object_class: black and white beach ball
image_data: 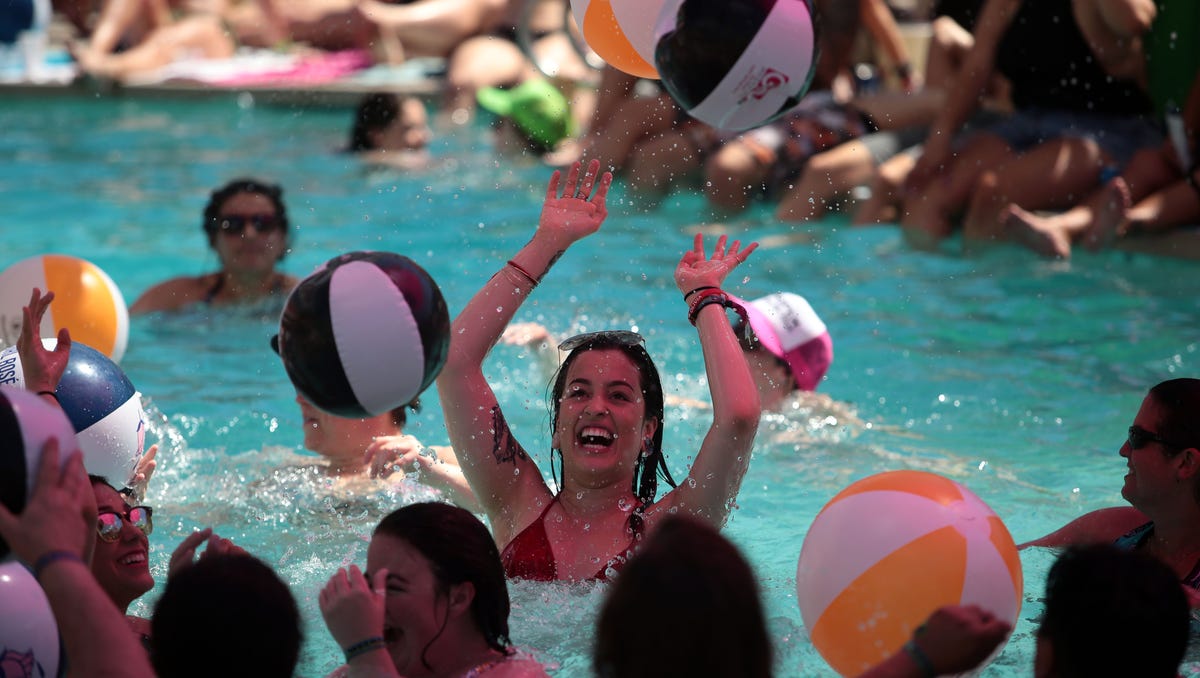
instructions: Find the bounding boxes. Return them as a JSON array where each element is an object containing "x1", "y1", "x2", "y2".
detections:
[
  {"x1": 273, "y1": 251, "x2": 450, "y2": 418},
  {"x1": 655, "y1": 0, "x2": 818, "y2": 131},
  {"x1": 0, "y1": 341, "x2": 145, "y2": 489}
]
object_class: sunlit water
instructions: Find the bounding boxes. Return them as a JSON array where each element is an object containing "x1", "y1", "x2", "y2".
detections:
[{"x1": 2, "y1": 93, "x2": 1198, "y2": 676}]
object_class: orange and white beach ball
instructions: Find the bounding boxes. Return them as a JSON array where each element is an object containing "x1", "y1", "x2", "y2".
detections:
[
  {"x1": 0, "y1": 254, "x2": 129, "y2": 363},
  {"x1": 570, "y1": 0, "x2": 679, "y2": 79},
  {"x1": 795, "y1": 470, "x2": 1022, "y2": 677}
]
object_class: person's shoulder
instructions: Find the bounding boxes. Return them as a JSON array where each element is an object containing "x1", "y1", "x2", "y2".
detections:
[
  {"x1": 485, "y1": 650, "x2": 550, "y2": 678},
  {"x1": 129, "y1": 274, "x2": 215, "y2": 314}
]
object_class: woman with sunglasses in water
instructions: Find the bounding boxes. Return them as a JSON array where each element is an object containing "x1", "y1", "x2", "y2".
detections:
[
  {"x1": 1021, "y1": 378, "x2": 1200, "y2": 606},
  {"x1": 437, "y1": 160, "x2": 761, "y2": 582},
  {"x1": 130, "y1": 178, "x2": 299, "y2": 314}
]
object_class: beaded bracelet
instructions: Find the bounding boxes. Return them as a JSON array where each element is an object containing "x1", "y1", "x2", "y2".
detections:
[
  {"x1": 32, "y1": 550, "x2": 83, "y2": 581},
  {"x1": 903, "y1": 640, "x2": 936, "y2": 678},
  {"x1": 688, "y1": 292, "x2": 731, "y2": 326},
  {"x1": 506, "y1": 260, "x2": 540, "y2": 287},
  {"x1": 343, "y1": 636, "x2": 387, "y2": 663}
]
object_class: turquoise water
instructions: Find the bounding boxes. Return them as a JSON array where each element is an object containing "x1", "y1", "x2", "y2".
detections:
[{"x1": 2, "y1": 92, "x2": 1198, "y2": 676}]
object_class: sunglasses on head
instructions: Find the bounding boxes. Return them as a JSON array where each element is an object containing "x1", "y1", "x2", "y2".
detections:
[
  {"x1": 97, "y1": 505, "x2": 153, "y2": 543},
  {"x1": 1127, "y1": 425, "x2": 1186, "y2": 451},
  {"x1": 558, "y1": 330, "x2": 645, "y2": 353},
  {"x1": 217, "y1": 214, "x2": 281, "y2": 235}
]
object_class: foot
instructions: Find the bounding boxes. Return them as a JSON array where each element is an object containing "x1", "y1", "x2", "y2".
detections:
[
  {"x1": 1080, "y1": 177, "x2": 1131, "y2": 251},
  {"x1": 1003, "y1": 204, "x2": 1072, "y2": 259}
]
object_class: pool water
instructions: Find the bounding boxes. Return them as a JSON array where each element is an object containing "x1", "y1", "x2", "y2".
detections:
[{"x1": 2, "y1": 93, "x2": 1198, "y2": 676}]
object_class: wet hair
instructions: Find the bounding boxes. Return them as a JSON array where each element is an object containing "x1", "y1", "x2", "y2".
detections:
[
  {"x1": 1146, "y1": 378, "x2": 1200, "y2": 502},
  {"x1": 349, "y1": 92, "x2": 400, "y2": 152},
  {"x1": 549, "y1": 336, "x2": 675, "y2": 536},
  {"x1": 1038, "y1": 544, "x2": 1187, "y2": 678},
  {"x1": 374, "y1": 502, "x2": 512, "y2": 670},
  {"x1": 594, "y1": 515, "x2": 772, "y2": 678},
  {"x1": 151, "y1": 553, "x2": 302, "y2": 678},
  {"x1": 387, "y1": 397, "x2": 423, "y2": 429},
  {"x1": 201, "y1": 177, "x2": 290, "y2": 254}
]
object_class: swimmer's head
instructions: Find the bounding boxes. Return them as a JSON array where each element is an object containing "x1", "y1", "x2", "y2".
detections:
[
  {"x1": 296, "y1": 392, "x2": 416, "y2": 464},
  {"x1": 89, "y1": 476, "x2": 154, "y2": 611},
  {"x1": 202, "y1": 178, "x2": 290, "y2": 260},
  {"x1": 477, "y1": 79, "x2": 574, "y2": 155},
  {"x1": 595, "y1": 515, "x2": 772, "y2": 678},
  {"x1": 550, "y1": 331, "x2": 671, "y2": 511},
  {"x1": 1142, "y1": 378, "x2": 1200, "y2": 504},
  {"x1": 732, "y1": 292, "x2": 832, "y2": 392},
  {"x1": 371, "y1": 502, "x2": 511, "y2": 669},
  {"x1": 348, "y1": 93, "x2": 431, "y2": 153}
]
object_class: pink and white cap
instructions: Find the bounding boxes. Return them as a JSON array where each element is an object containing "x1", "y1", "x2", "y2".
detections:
[{"x1": 733, "y1": 292, "x2": 831, "y2": 391}]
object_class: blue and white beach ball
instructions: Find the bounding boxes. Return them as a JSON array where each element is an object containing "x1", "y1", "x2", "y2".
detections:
[
  {"x1": 273, "y1": 251, "x2": 450, "y2": 418},
  {"x1": 0, "y1": 341, "x2": 145, "y2": 488},
  {"x1": 0, "y1": 560, "x2": 62, "y2": 677},
  {"x1": 0, "y1": 386, "x2": 79, "y2": 561},
  {"x1": 654, "y1": 0, "x2": 818, "y2": 131}
]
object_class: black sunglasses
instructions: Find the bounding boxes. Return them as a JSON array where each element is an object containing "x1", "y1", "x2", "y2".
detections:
[
  {"x1": 97, "y1": 505, "x2": 154, "y2": 543},
  {"x1": 217, "y1": 214, "x2": 282, "y2": 235},
  {"x1": 558, "y1": 330, "x2": 645, "y2": 352},
  {"x1": 1127, "y1": 425, "x2": 1186, "y2": 451}
]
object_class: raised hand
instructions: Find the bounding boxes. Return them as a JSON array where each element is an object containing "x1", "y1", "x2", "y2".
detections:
[
  {"x1": 17, "y1": 288, "x2": 72, "y2": 395},
  {"x1": 0, "y1": 438, "x2": 96, "y2": 567},
  {"x1": 364, "y1": 434, "x2": 430, "y2": 479},
  {"x1": 674, "y1": 234, "x2": 758, "y2": 297},
  {"x1": 168, "y1": 528, "x2": 247, "y2": 577},
  {"x1": 127, "y1": 444, "x2": 158, "y2": 503},
  {"x1": 536, "y1": 159, "x2": 612, "y2": 245},
  {"x1": 319, "y1": 565, "x2": 388, "y2": 652}
]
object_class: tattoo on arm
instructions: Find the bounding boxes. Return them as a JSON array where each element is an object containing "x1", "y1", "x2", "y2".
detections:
[{"x1": 490, "y1": 406, "x2": 528, "y2": 465}]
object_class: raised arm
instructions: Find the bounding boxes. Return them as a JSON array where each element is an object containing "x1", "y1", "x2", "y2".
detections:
[
  {"x1": 657, "y1": 235, "x2": 761, "y2": 527},
  {"x1": 437, "y1": 160, "x2": 612, "y2": 542}
]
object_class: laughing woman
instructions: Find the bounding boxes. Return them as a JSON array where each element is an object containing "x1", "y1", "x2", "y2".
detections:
[{"x1": 437, "y1": 160, "x2": 761, "y2": 582}]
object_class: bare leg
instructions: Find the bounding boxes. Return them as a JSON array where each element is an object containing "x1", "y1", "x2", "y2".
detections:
[
  {"x1": 358, "y1": 0, "x2": 509, "y2": 58},
  {"x1": 777, "y1": 139, "x2": 875, "y2": 222},
  {"x1": 1081, "y1": 177, "x2": 1133, "y2": 250},
  {"x1": 962, "y1": 136, "x2": 1105, "y2": 251},
  {"x1": 1123, "y1": 171, "x2": 1200, "y2": 233},
  {"x1": 75, "y1": 14, "x2": 235, "y2": 80},
  {"x1": 900, "y1": 133, "x2": 1012, "y2": 249},
  {"x1": 627, "y1": 130, "x2": 704, "y2": 203},
  {"x1": 852, "y1": 151, "x2": 916, "y2": 225},
  {"x1": 704, "y1": 138, "x2": 772, "y2": 213}
]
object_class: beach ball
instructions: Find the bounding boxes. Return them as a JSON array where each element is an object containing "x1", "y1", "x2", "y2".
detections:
[
  {"x1": 795, "y1": 470, "x2": 1022, "y2": 677},
  {"x1": 570, "y1": 0, "x2": 680, "y2": 79},
  {"x1": 273, "y1": 251, "x2": 450, "y2": 418},
  {"x1": 655, "y1": 0, "x2": 818, "y2": 131},
  {"x1": 0, "y1": 386, "x2": 80, "y2": 561},
  {"x1": 0, "y1": 254, "x2": 129, "y2": 363},
  {"x1": 0, "y1": 341, "x2": 145, "y2": 489},
  {"x1": 0, "y1": 560, "x2": 62, "y2": 677}
]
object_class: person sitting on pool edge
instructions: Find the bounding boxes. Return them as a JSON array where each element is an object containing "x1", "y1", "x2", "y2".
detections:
[
  {"x1": 437, "y1": 159, "x2": 761, "y2": 582},
  {"x1": 503, "y1": 290, "x2": 833, "y2": 412},
  {"x1": 1019, "y1": 377, "x2": 1200, "y2": 608},
  {"x1": 318, "y1": 502, "x2": 550, "y2": 677},
  {"x1": 295, "y1": 392, "x2": 479, "y2": 511},
  {"x1": 131, "y1": 177, "x2": 299, "y2": 314}
]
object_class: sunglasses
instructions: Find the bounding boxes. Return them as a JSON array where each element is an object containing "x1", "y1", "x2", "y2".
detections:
[
  {"x1": 217, "y1": 214, "x2": 281, "y2": 235},
  {"x1": 97, "y1": 505, "x2": 154, "y2": 543},
  {"x1": 1127, "y1": 425, "x2": 1186, "y2": 451},
  {"x1": 558, "y1": 330, "x2": 645, "y2": 352}
]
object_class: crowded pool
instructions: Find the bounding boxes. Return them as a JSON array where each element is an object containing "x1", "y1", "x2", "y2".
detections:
[{"x1": 2, "y1": 92, "x2": 1198, "y2": 676}]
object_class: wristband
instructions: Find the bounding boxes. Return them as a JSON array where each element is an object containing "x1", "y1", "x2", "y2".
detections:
[
  {"x1": 343, "y1": 636, "x2": 387, "y2": 663},
  {"x1": 688, "y1": 292, "x2": 730, "y2": 326},
  {"x1": 37, "y1": 390, "x2": 59, "y2": 403},
  {"x1": 32, "y1": 550, "x2": 83, "y2": 581},
  {"x1": 903, "y1": 640, "x2": 936, "y2": 678},
  {"x1": 683, "y1": 285, "x2": 718, "y2": 302},
  {"x1": 506, "y1": 260, "x2": 540, "y2": 287}
]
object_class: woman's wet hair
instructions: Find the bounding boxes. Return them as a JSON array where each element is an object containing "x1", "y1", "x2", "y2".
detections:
[
  {"x1": 594, "y1": 515, "x2": 772, "y2": 678},
  {"x1": 151, "y1": 553, "x2": 302, "y2": 678},
  {"x1": 374, "y1": 502, "x2": 512, "y2": 668},
  {"x1": 1039, "y1": 544, "x2": 1187, "y2": 678},
  {"x1": 201, "y1": 177, "x2": 290, "y2": 252},
  {"x1": 549, "y1": 335, "x2": 675, "y2": 535},
  {"x1": 349, "y1": 92, "x2": 399, "y2": 152}
]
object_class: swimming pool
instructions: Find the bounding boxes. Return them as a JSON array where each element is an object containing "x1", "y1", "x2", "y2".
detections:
[{"x1": 2, "y1": 91, "x2": 1198, "y2": 676}]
